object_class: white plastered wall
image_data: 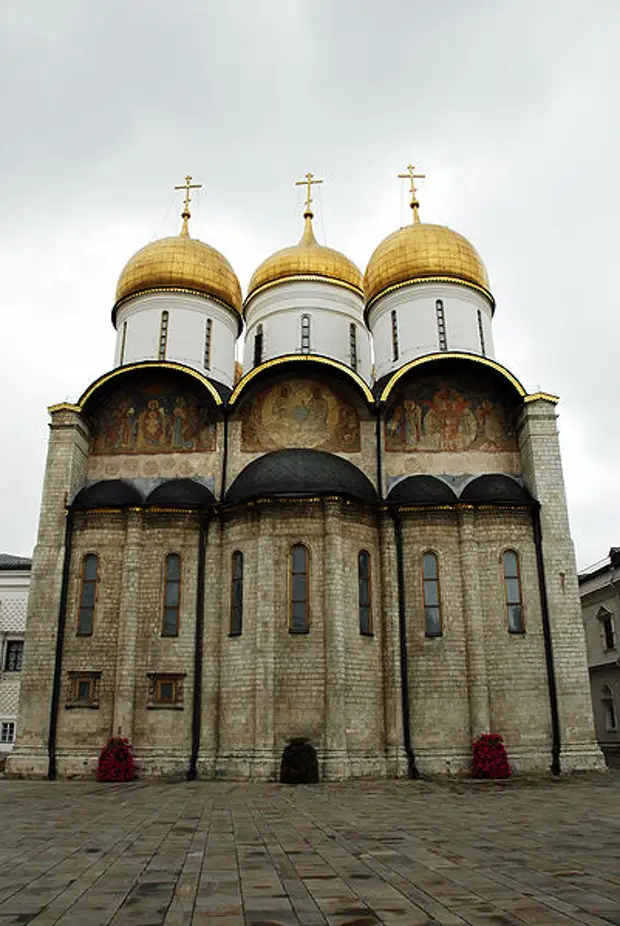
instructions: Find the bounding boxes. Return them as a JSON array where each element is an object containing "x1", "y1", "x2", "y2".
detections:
[
  {"x1": 368, "y1": 281, "x2": 495, "y2": 381},
  {"x1": 114, "y1": 291, "x2": 240, "y2": 388},
  {"x1": 243, "y1": 280, "x2": 371, "y2": 383}
]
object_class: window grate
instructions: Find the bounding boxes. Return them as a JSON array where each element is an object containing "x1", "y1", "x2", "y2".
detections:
[
  {"x1": 204, "y1": 318, "x2": 212, "y2": 370},
  {"x1": 254, "y1": 324, "x2": 263, "y2": 367},
  {"x1": 477, "y1": 309, "x2": 486, "y2": 356},
  {"x1": 0, "y1": 722, "x2": 15, "y2": 743},
  {"x1": 391, "y1": 310, "x2": 399, "y2": 361},
  {"x1": 159, "y1": 310, "x2": 169, "y2": 360},
  {"x1": 350, "y1": 323, "x2": 358, "y2": 370},
  {"x1": 301, "y1": 315, "x2": 311, "y2": 353},
  {"x1": 436, "y1": 300, "x2": 448, "y2": 351},
  {"x1": 4, "y1": 640, "x2": 23, "y2": 672}
]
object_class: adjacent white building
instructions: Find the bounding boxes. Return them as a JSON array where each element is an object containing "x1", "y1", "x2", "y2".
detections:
[{"x1": 0, "y1": 554, "x2": 30, "y2": 759}]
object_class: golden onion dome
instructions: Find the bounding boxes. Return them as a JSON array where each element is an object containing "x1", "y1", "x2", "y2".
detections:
[
  {"x1": 114, "y1": 230, "x2": 242, "y2": 316},
  {"x1": 364, "y1": 222, "x2": 492, "y2": 308},
  {"x1": 246, "y1": 214, "x2": 363, "y2": 305}
]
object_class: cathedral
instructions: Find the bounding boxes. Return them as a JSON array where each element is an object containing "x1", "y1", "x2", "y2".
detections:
[{"x1": 8, "y1": 170, "x2": 604, "y2": 780}]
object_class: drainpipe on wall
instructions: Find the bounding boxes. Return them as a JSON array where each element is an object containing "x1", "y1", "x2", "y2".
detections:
[
  {"x1": 48, "y1": 509, "x2": 74, "y2": 781},
  {"x1": 187, "y1": 512, "x2": 208, "y2": 781},
  {"x1": 375, "y1": 408, "x2": 383, "y2": 501},
  {"x1": 389, "y1": 508, "x2": 419, "y2": 779},
  {"x1": 219, "y1": 413, "x2": 229, "y2": 502},
  {"x1": 532, "y1": 505, "x2": 561, "y2": 776}
]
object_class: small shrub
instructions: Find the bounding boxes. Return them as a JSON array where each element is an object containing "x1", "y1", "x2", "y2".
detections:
[
  {"x1": 472, "y1": 732, "x2": 511, "y2": 779},
  {"x1": 97, "y1": 737, "x2": 135, "y2": 782}
]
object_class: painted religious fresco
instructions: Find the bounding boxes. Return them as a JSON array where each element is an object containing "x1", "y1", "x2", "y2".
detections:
[
  {"x1": 90, "y1": 383, "x2": 217, "y2": 455},
  {"x1": 239, "y1": 378, "x2": 360, "y2": 453},
  {"x1": 385, "y1": 377, "x2": 517, "y2": 453}
]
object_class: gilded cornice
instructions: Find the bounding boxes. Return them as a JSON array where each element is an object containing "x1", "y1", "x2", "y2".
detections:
[
  {"x1": 77, "y1": 361, "x2": 223, "y2": 409},
  {"x1": 379, "y1": 352, "x2": 527, "y2": 404},
  {"x1": 523, "y1": 391, "x2": 560, "y2": 405},
  {"x1": 229, "y1": 353, "x2": 375, "y2": 405}
]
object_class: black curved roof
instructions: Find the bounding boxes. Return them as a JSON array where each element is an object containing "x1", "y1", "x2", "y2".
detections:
[
  {"x1": 460, "y1": 474, "x2": 535, "y2": 506},
  {"x1": 387, "y1": 475, "x2": 458, "y2": 506},
  {"x1": 226, "y1": 449, "x2": 378, "y2": 505},
  {"x1": 72, "y1": 479, "x2": 143, "y2": 510},
  {"x1": 146, "y1": 478, "x2": 216, "y2": 508}
]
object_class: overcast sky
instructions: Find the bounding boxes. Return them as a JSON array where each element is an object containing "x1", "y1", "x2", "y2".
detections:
[{"x1": 0, "y1": 0, "x2": 618, "y2": 570}]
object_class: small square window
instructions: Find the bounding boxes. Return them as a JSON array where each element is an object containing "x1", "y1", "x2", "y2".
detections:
[
  {"x1": 0, "y1": 722, "x2": 15, "y2": 744},
  {"x1": 66, "y1": 672, "x2": 101, "y2": 709},
  {"x1": 148, "y1": 673, "x2": 185, "y2": 709},
  {"x1": 4, "y1": 641, "x2": 24, "y2": 672}
]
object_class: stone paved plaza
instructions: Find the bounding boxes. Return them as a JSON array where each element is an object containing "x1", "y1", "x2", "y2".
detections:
[{"x1": 1, "y1": 776, "x2": 620, "y2": 926}]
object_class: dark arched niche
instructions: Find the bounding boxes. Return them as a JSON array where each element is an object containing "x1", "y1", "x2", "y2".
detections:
[
  {"x1": 460, "y1": 474, "x2": 535, "y2": 506},
  {"x1": 226, "y1": 449, "x2": 378, "y2": 505},
  {"x1": 72, "y1": 479, "x2": 143, "y2": 510},
  {"x1": 387, "y1": 475, "x2": 458, "y2": 506},
  {"x1": 146, "y1": 478, "x2": 215, "y2": 508}
]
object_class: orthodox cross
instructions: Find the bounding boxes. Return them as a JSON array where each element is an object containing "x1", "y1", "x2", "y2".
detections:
[
  {"x1": 174, "y1": 174, "x2": 202, "y2": 235},
  {"x1": 295, "y1": 172, "x2": 323, "y2": 217},
  {"x1": 398, "y1": 164, "x2": 426, "y2": 223}
]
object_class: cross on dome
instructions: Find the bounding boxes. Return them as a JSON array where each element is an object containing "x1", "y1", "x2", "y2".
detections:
[
  {"x1": 398, "y1": 163, "x2": 426, "y2": 224},
  {"x1": 174, "y1": 174, "x2": 202, "y2": 237},
  {"x1": 295, "y1": 172, "x2": 323, "y2": 219}
]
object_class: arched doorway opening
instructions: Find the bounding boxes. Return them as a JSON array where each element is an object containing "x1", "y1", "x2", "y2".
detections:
[{"x1": 280, "y1": 739, "x2": 319, "y2": 784}]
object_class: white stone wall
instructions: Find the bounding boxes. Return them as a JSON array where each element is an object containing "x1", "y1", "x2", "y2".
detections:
[
  {"x1": 114, "y1": 291, "x2": 239, "y2": 388},
  {"x1": 369, "y1": 281, "x2": 495, "y2": 380},
  {"x1": 0, "y1": 569, "x2": 29, "y2": 753},
  {"x1": 243, "y1": 280, "x2": 371, "y2": 383}
]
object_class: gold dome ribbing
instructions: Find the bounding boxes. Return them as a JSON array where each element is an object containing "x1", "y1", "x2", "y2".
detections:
[
  {"x1": 364, "y1": 223, "x2": 492, "y2": 307},
  {"x1": 115, "y1": 233, "x2": 242, "y2": 314},
  {"x1": 246, "y1": 215, "x2": 363, "y2": 303}
]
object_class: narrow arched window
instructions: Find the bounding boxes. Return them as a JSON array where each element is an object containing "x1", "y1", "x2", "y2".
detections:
[
  {"x1": 391, "y1": 309, "x2": 399, "y2": 361},
  {"x1": 162, "y1": 553, "x2": 181, "y2": 636},
  {"x1": 503, "y1": 550, "x2": 524, "y2": 633},
  {"x1": 350, "y1": 323, "x2": 358, "y2": 370},
  {"x1": 254, "y1": 324, "x2": 263, "y2": 367},
  {"x1": 602, "y1": 685, "x2": 617, "y2": 731},
  {"x1": 159, "y1": 310, "x2": 169, "y2": 360},
  {"x1": 290, "y1": 544, "x2": 309, "y2": 633},
  {"x1": 477, "y1": 309, "x2": 486, "y2": 356},
  {"x1": 204, "y1": 318, "x2": 213, "y2": 370},
  {"x1": 301, "y1": 314, "x2": 311, "y2": 353},
  {"x1": 120, "y1": 321, "x2": 127, "y2": 365},
  {"x1": 423, "y1": 552, "x2": 442, "y2": 637},
  {"x1": 230, "y1": 551, "x2": 243, "y2": 636},
  {"x1": 435, "y1": 300, "x2": 448, "y2": 351},
  {"x1": 601, "y1": 611, "x2": 616, "y2": 651},
  {"x1": 77, "y1": 554, "x2": 98, "y2": 635},
  {"x1": 358, "y1": 551, "x2": 372, "y2": 635}
]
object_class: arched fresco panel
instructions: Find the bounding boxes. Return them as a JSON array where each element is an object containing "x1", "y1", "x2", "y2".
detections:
[{"x1": 239, "y1": 378, "x2": 360, "y2": 453}]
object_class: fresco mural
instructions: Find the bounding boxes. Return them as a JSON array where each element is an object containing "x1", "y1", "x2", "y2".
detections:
[
  {"x1": 385, "y1": 377, "x2": 517, "y2": 453},
  {"x1": 90, "y1": 384, "x2": 217, "y2": 455},
  {"x1": 240, "y1": 378, "x2": 360, "y2": 453}
]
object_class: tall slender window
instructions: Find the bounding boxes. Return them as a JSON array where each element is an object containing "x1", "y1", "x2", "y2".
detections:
[
  {"x1": 358, "y1": 551, "x2": 372, "y2": 635},
  {"x1": 477, "y1": 309, "x2": 486, "y2": 356},
  {"x1": 290, "y1": 544, "x2": 309, "y2": 633},
  {"x1": 391, "y1": 309, "x2": 399, "y2": 361},
  {"x1": 230, "y1": 551, "x2": 244, "y2": 636},
  {"x1": 162, "y1": 553, "x2": 181, "y2": 636},
  {"x1": 204, "y1": 318, "x2": 213, "y2": 370},
  {"x1": 600, "y1": 610, "x2": 616, "y2": 650},
  {"x1": 77, "y1": 554, "x2": 98, "y2": 635},
  {"x1": 120, "y1": 321, "x2": 127, "y2": 365},
  {"x1": 254, "y1": 324, "x2": 264, "y2": 367},
  {"x1": 503, "y1": 550, "x2": 524, "y2": 633},
  {"x1": 602, "y1": 685, "x2": 617, "y2": 731},
  {"x1": 349, "y1": 323, "x2": 358, "y2": 370},
  {"x1": 159, "y1": 310, "x2": 169, "y2": 360},
  {"x1": 423, "y1": 553, "x2": 442, "y2": 637},
  {"x1": 436, "y1": 299, "x2": 448, "y2": 351},
  {"x1": 301, "y1": 315, "x2": 311, "y2": 353}
]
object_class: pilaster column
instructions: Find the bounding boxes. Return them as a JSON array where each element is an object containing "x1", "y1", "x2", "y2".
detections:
[
  {"x1": 379, "y1": 511, "x2": 408, "y2": 776},
  {"x1": 112, "y1": 509, "x2": 143, "y2": 739},
  {"x1": 253, "y1": 507, "x2": 276, "y2": 778},
  {"x1": 323, "y1": 499, "x2": 348, "y2": 779},
  {"x1": 458, "y1": 508, "x2": 491, "y2": 738},
  {"x1": 200, "y1": 515, "x2": 222, "y2": 776}
]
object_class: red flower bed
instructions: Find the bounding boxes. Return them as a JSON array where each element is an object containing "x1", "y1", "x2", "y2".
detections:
[
  {"x1": 472, "y1": 733, "x2": 511, "y2": 779},
  {"x1": 97, "y1": 737, "x2": 135, "y2": 782}
]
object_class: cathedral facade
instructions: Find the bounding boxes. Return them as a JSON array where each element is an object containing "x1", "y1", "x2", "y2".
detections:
[{"x1": 8, "y1": 174, "x2": 604, "y2": 780}]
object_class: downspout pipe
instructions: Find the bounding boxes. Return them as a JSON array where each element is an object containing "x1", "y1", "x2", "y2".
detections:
[
  {"x1": 532, "y1": 505, "x2": 561, "y2": 776},
  {"x1": 375, "y1": 407, "x2": 383, "y2": 501},
  {"x1": 219, "y1": 412, "x2": 229, "y2": 503},
  {"x1": 188, "y1": 511, "x2": 208, "y2": 781},
  {"x1": 389, "y1": 507, "x2": 419, "y2": 779},
  {"x1": 48, "y1": 509, "x2": 74, "y2": 781}
]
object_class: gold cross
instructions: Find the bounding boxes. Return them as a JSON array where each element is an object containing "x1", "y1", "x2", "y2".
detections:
[
  {"x1": 174, "y1": 174, "x2": 202, "y2": 235},
  {"x1": 398, "y1": 164, "x2": 426, "y2": 223},
  {"x1": 295, "y1": 172, "x2": 323, "y2": 217}
]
